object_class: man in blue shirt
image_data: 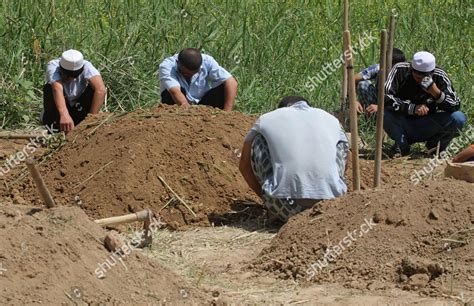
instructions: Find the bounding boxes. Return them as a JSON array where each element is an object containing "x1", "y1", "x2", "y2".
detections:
[
  {"x1": 159, "y1": 48, "x2": 238, "y2": 111},
  {"x1": 355, "y1": 48, "x2": 406, "y2": 116}
]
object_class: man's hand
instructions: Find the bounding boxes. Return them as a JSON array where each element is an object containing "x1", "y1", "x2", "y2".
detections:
[
  {"x1": 60, "y1": 112, "x2": 75, "y2": 133},
  {"x1": 356, "y1": 101, "x2": 364, "y2": 114},
  {"x1": 366, "y1": 104, "x2": 378, "y2": 115},
  {"x1": 423, "y1": 82, "x2": 442, "y2": 99},
  {"x1": 415, "y1": 104, "x2": 429, "y2": 116}
]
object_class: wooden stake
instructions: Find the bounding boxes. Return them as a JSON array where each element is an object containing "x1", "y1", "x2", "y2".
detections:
[
  {"x1": 0, "y1": 132, "x2": 44, "y2": 140},
  {"x1": 339, "y1": 0, "x2": 349, "y2": 129},
  {"x1": 94, "y1": 209, "x2": 152, "y2": 227},
  {"x1": 385, "y1": 11, "x2": 397, "y2": 77},
  {"x1": 344, "y1": 30, "x2": 361, "y2": 191},
  {"x1": 25, "y1": 158, "x2": 55, "y2": 208},
  {"x1": 374, "y1": 30, "x2": 388, "y2": 188}
]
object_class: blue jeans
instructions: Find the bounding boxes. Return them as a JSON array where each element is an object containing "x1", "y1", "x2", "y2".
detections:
[{"x1": 384, "y1": 110, "x2": 466, "y2": 151}]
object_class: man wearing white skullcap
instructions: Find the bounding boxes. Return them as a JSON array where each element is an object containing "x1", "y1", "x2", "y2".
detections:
[
  {"x1": 384, "y1": 51, "x2": 466, "y2": 157},
  {"x1": 41, "y1": 49, "x2": 106, "y2": 133}
]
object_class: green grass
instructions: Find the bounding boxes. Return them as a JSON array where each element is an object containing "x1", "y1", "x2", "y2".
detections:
[{"x1": 0, "y1": 0, "x2": 472, "y2": 135}]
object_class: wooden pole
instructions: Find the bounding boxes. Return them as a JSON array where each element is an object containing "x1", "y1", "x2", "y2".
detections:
[
  {"x1": 374, "y1": 30, "x2": 388, "y2": 188},
  {"x1": 0, "y1": 133, "x2": 44, "y2": 140},
  {"x1": 25, "y1": 158, "x2": 55, "y2": 208},
  {"x1": 94, "y1": 209, "x2": 152, "y2": 227},
  {"x1": 339, "y1": 0, "x2": 349, "y2": 128},
  {"x1": 385, "y1": 11, "x2": 397, "y2": 77},
  {"x1": 343, "y1": 30, "x2": 361, "y2": 191}
]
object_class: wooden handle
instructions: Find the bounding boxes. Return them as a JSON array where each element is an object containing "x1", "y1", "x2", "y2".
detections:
[
  {"x1": 25, "y1": 158, "x2": 55, "y2": 208},
  {"x1": 374, "y1": 30, "x2": 388, "y2": 188},
  {"x1": 94, "y1": 209, "x2": 152, "y2": 227},
  {"x1": 0, "y1": 133, "x2": 44, "y2": 139},
  {"x1": 344, "y1": 30, "x2": 361, "y2": 191}
]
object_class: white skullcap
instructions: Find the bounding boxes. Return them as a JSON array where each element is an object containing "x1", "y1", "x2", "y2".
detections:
[
  {"x1": 60, "y1": 49, "x2": 84, "y2": 71},
  {"x1": 411, "y1": 51, "x2": 436, "y2": 73}
]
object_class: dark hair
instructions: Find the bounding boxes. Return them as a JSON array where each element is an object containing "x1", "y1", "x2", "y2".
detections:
[
  {"x1": 392, "y1": 48, "x2": 406, "y2": 65},
  {"x1": 60, "y1": 66, "x2": 84, "y2": 78},
  {"x1": 278, "y1": 96, "x2": 308, "y2": 108},
  {"x1": 177, "y1": 48, "x2": 202, "y2": 71}
]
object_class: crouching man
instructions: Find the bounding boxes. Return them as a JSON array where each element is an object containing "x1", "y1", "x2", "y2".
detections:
[
  {"x1": 42, "y1": 49, "x2": 106, "y2": 133},
  {"x1": 239, "y1": 96, "x2": 349, "y2": 222}
]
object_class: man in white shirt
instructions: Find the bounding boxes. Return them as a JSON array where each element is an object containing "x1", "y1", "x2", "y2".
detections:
[
  {"x1": 159, "y1": 48, "x2": 238, "y2": 111},
  {"x1": 42, "y1": 49, "x2": 106, "y2": 133},
  {"x1": 239, "y1": 96, "x2": 349, "y2": 222}
]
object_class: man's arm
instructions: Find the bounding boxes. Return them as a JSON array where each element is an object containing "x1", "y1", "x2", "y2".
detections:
[
  {"x1": 51, "y1": 81, "x2": 74, "y2": 133},
  {"x1": 453, "y1": 145, "x2": 474, "y2": 163},
  {"x1": 159, "y1": 57, "x2": 190, "y2": 107},
  {"x1": 239, "y1": 140, "x2": 262, "y2": 197},
  {"x1": 223, "y1": 76, "x2": 238, "y2": 111},
  {"x1": 168, "y1": 86, "x2": 191, "y2": 107},
  {"x1": 430, "y1": 69, "x2": 461, "y2": 113},
  {"x1": 354, "y1": 72, "x2": 363, "y2": 85},
  {"x1": 384, "y1": 64, "x2": 415, "y2": 115},
  {"x1": 88, "y1": 75, "x2": 107, "y2": 114}
]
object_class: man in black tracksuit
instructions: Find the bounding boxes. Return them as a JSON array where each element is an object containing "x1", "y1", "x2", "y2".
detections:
[{"x1": 384, "y1": 51, "x2": 466, "y2": 156}]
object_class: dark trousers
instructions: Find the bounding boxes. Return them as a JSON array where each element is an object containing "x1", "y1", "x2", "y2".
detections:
[
  {"x1": 161, "y1": 83, "x2": 226, "y2": 109},
  {"x1": 42, "y1": 83, "x2": 94, "y2": 131},
  {"x1": 384, "y1": 110, "x2": 467, "y2": 151}
]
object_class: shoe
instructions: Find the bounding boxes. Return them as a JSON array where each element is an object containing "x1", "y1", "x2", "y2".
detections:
[{"x1": 389, "y1": 144, "x2": 410, "y2": 158}]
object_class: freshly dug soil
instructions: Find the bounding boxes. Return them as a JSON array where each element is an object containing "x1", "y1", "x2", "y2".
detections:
[
  {"x1": 251, "y1": 179, "x2": 474, "y2": 296},
  {"x1": 10, "y1": 105, "x2": 260, "y2": 229},
  {"x1": 0, "y1": 204, "x2": 206, "y2": 304},
  {"x1": 5, "y1": 105, "x2": 388, "y2": 230}
]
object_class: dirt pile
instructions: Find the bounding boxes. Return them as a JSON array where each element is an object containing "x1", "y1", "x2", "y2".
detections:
[
  {"x1": 251, "y1": 179, "x2": 474, "y2": 296},
  {"x1": 0, "y1": 204, "x2": 207, "y2": 304},
  {"x1": 10, "y1": 105, "x2": 261, "y2": 229}
]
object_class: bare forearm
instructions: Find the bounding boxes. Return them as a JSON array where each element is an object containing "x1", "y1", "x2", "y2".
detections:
[
  {"x1": 223, "y1": 77, "x2": 237, "y2": 111},
  {"x1": 52, "y1": 85, "x2": 69, "y2": 116},
  {"x1": 453, "y1": 147, "x2": 474, "y2": 163},
  {"x1": 239, "y1": 141, "x2": 262, "y2": 197},
  {"x1": 169, "y1": 87, "x2": 190, "y2": 107},
  {"x1": 90, "y1": 89, "x2": 106, "y2": 114}
]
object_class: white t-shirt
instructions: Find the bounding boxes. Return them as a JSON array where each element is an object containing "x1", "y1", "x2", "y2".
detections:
[
  {"x1": 244, "y1": 101, "x2": 348, "y2": 199},
  {"x1": 46, "y1": 59, "x2": 100, "y2": 105}
]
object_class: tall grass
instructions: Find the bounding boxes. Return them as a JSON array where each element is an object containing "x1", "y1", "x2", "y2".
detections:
[{"x1": 0, "y1": 0, "x2": 472, "y2": 134}]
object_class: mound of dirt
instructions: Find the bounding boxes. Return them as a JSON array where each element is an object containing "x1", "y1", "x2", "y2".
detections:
[
  {"x1": 0, "y1": 204, "x2": 207, "y2": 304},
  {"x1": 11, "y1": 105, "x2": 260, "y2": 229},
  {"x1": 251, "y1": 179, "x2": 474, "y2": 297}
]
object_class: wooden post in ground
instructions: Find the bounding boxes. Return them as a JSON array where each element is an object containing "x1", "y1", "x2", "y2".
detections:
[
  {"x1": 385, "y1": 11, "x2": 397, "y2": 77},
  {"x1": 339, "y1": 0, "x2": 349, "y2": 128},
  {"x1": 374, "y1": 30, "x2": 388, "y2": 188},
  {"x1": 25, "y1": 158, "x2": 55, "y2": 208},
  {"x1": 343, "y1": 30, "x2": 361, "y2": 191}
]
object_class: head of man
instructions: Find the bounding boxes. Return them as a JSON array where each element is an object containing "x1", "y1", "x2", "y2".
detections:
[
  {"x1": 410, "y1": 51, "x2": 436, "y2": 83},
  {"x1": 177, "y1": 48, "x2": 202, "y2": 79},
  {"x1": 59, "y1": 49, "x2": 84, "y2": 81},
  {"x1": 392, "y1": 48, "x2": 406, "y2": 65},
  {"x1": 278, "y1": 96, "x2": 309, "y2": 108}
]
